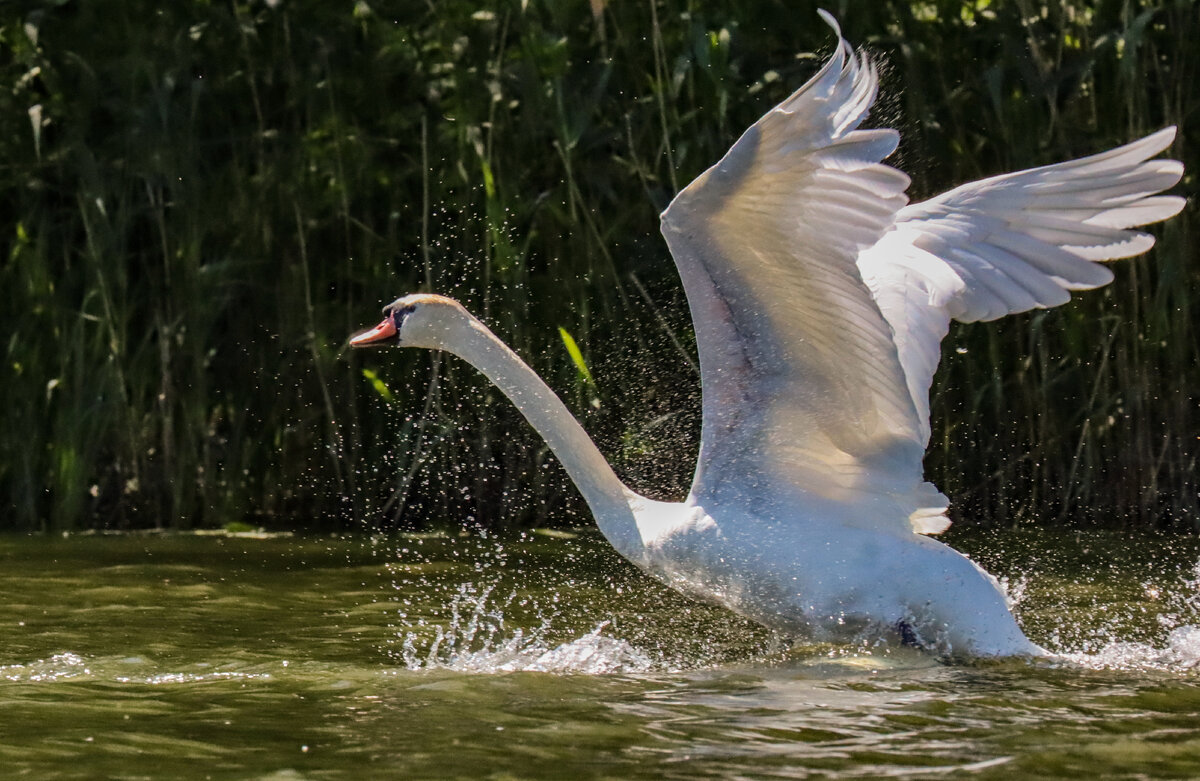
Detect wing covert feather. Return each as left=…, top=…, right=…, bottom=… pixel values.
left=660, top=14, right=944, bottom=535
left=659, top=13, right=1181, bottom=536
left=858, top=128, right=1184, bottom=444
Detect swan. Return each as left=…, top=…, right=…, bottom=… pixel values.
left=350, top=12, right=1184, bottom=657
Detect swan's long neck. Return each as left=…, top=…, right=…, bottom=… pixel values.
left=431, top=313, right=648, bottom=562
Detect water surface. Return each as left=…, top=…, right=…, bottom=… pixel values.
left=1, top=529, right=1198, bottom=779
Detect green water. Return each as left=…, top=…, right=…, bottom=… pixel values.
left=1, top=530, right=1198, bottom=779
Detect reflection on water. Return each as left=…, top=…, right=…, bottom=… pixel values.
left=0, top=530, right=1198, bottom=779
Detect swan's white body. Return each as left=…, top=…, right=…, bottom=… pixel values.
left=352, top=13, right=1184, bottom=657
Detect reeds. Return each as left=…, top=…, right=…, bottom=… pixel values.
left=0, top=0, right=1194, bottom=531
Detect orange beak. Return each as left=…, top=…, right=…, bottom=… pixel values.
left=349, top=316, right=397, bottom=348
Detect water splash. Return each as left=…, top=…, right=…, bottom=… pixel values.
left=380, top=530, right=1200, bottom=675
left=402, top=619, right=655, bottom=674
left=999, top=572, right=1029, bottom=609
left=1062, top=625, right=1200, bottom=672
left=1057, top=558, right=1200, bottom=672
left=393, top=582, right=655, bottom=674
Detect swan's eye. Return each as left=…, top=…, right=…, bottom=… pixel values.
left=392, top=304, right=416, bottom=329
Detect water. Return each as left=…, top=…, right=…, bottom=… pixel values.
left=1, top=529, right=1199, bottom=779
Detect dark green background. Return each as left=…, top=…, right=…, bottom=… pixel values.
left=1, top=0, right=1195, bottom=532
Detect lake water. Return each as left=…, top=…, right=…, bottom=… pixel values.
left=1, top=528, right=1198, bottom=779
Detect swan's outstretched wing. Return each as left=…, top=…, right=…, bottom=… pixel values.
left=660, top=13, right=938, bottom=534
left=857, top=129, right=1185, bottom=445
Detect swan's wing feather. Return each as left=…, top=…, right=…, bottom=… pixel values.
left=858, top=128, right=1184, bottom=444
left=660, top=15, right=940, bottom=535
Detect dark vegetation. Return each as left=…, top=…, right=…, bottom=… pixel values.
left=1, top=0, right=1196, bottom=532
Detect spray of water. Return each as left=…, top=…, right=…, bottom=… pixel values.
left=388, top=537, right=1200, bottom=675
left=1062, top=558, right=1200, bottom=671
left=391, top=582, right=655, bottom=674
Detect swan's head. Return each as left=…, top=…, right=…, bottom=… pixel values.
left=349, top=293, right=471, bottom=350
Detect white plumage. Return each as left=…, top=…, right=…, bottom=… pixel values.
left=354, top=11, right=1183, bottom=657
left=859, top=126, right=1184, bottom=445
left=661, top=11, right=1181, bottom=539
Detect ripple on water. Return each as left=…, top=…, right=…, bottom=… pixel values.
left=0, top=652, right=92, bottom=683
left=0, top=653, right=279, bottom=685
left=3, top=533, right=1200, bottom=780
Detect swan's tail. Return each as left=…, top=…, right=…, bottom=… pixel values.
left=909, top=482, right=951, bottom=535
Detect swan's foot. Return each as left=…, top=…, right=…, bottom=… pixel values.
left=896, top=620, right=923, bottom=649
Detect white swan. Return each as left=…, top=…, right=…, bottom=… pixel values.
left=351, top=12, right=1184, bottom=657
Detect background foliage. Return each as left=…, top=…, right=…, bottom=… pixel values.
left=0, top=0, right=1195, bottom=532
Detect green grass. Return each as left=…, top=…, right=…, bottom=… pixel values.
left=0, top=0, right=1195, bottom=532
